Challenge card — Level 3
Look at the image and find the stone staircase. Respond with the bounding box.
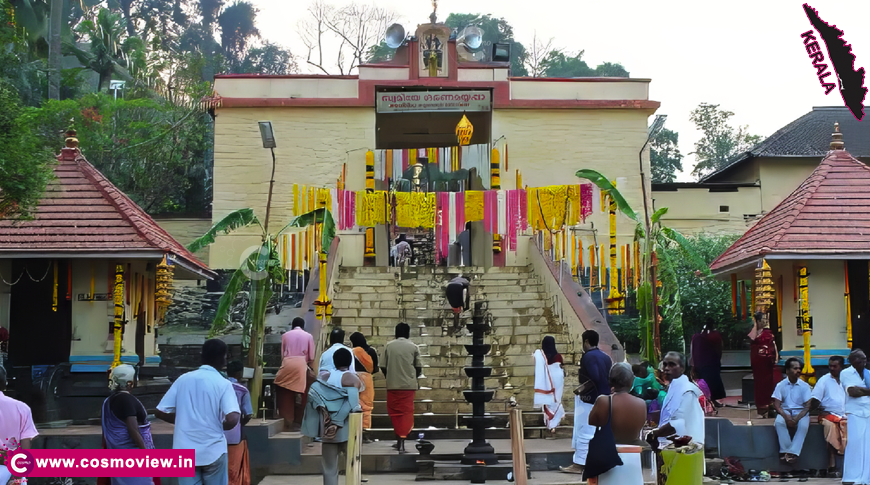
[331,265,584,439]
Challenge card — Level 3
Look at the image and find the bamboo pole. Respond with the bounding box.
[846,262,852,349]
[509,408,528,485]
[346,412,363,485]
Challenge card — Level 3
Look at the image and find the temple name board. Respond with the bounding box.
[376,91,491,113]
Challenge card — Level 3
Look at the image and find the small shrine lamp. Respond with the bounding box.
[258,121,277,233]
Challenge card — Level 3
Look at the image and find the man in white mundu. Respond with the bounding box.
[842,349,870,484]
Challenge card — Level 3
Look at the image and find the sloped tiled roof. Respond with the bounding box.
[0,146,215,279]
[710,148,870,274]
[703,107,870,182]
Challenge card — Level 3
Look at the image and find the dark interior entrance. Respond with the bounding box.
[9,259,72,366]
[849,260,870,352]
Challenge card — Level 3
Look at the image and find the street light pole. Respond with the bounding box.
[258,122,277,235]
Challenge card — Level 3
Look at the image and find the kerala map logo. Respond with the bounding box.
[801,3,867,121]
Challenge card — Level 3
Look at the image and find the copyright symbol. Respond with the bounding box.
[240,245,270,281]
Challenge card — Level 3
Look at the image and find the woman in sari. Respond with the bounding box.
[100,365,157,485]
[350,332,379,442]
[533,336,565,438]
[750,312,779,418]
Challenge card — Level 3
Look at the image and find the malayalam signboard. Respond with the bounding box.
[376,91,491,113]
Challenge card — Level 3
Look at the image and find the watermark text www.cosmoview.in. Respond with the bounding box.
[5,449,195,478]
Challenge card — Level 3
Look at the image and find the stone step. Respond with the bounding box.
[363,426,575,441]
[332,294,397,304]
[368,399,578,415]
[359,334,573,348]
[333,278,396,287]
[332,299,399,309]
[332,309,402,319]
[334,286,398,295]
[365,411,577,429]
[340,267,396,274]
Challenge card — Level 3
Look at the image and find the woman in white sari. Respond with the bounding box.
[534,336,565,437]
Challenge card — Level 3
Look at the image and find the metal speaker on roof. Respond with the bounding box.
[457,25,483,51]
[385,23,406,49]
[492,43,511,63]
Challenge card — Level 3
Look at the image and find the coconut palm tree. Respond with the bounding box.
[63,8,136,90]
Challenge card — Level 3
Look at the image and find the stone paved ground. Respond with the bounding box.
[259,472,844,485]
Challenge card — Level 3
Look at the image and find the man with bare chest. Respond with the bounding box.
[589,362,648,445]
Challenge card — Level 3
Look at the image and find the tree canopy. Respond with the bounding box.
[539,50,629,78]
[444,13,527,76]
[651,128,683,183]
[689,103,763,179]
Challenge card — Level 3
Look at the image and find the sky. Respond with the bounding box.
[248,0,869,181]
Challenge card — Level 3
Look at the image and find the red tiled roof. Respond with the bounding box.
[0,147,215,279]
[710,149,870,274]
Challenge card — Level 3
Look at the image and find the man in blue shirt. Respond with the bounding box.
[561,330,612,475]
[156,339,241,485]
[772,357,812,464]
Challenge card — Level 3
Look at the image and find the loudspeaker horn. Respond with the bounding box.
[385,23,406,49]
[457,25,483,50]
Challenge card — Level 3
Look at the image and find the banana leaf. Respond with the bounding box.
[575,169,638,222]
[208,264,248,338]
[187,208,261,254]
[651,207,668,225]
[278,208,336,253]
[660,227,711,276]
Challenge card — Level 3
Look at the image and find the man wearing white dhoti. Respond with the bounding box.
[533,337,565,437]
[646,352,706,485]
[647,351,705,448]
[842,349,870,484]
[561,330,611,475]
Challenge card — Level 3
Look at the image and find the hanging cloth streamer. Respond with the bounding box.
[497,190,507,237]
[454,192,459,248]
[466,191,484,222]
[437,192,449,262]
[356,191,388,227]
[395,192,436,228]
[454,192,466,243]
[580,184,593,222]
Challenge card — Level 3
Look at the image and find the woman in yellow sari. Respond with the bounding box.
[350,332,379,442]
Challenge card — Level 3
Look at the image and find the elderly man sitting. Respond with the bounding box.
[772,357,812,464]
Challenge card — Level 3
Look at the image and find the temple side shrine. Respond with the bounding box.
[711,125,870,376]
[0,131,215,421]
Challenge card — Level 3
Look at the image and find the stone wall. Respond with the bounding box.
[162,285,213,328]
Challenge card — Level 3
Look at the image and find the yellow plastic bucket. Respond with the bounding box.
[661,447,704,485]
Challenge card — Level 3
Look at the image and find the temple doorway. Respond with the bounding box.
[848,260,870,352]
[8,259,72,366]
[373,88,493,267]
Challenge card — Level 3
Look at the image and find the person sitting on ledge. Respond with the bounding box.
[772,357,812,464]
[810,355,847,478]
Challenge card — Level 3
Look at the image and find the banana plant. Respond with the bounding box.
[576,169,708,364]
[187,206,335,405]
